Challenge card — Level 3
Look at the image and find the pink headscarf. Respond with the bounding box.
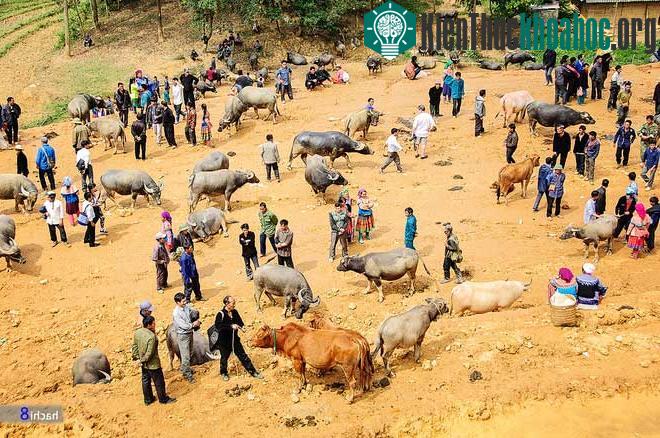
[161,211,172,222]
[357,188,367,198]
[558,267,573,282]
[635,203,646,219]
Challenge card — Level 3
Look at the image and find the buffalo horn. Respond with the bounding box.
[20,186,30,197]
[98,370,112,383]
[246,171,255,179]
[206,351,221,360]
[328,173,339,181]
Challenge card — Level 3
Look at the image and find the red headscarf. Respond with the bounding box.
[558,267,573,282]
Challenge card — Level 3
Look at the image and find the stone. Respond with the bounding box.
[290,393,300,403]
[434,160,452,166]
[348,303,357,310]
[495,342,505,351]
[422,360,432,370]
[50,308,59,314]
[615,335,623,343]
[640,360,650,368]
[448,185,463,191]
[246,393,256,401]
[40,279,48,285]
[453,174,464,179]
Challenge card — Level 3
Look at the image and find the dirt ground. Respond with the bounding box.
[1,6,660,437]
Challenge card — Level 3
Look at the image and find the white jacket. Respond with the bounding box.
[171,84,184,105]
[412,112,435,138]
[44,199,64,225]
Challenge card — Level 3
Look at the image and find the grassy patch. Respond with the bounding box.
[0,16,61,57]
[22,100,69,128]
[0,6,60,40]
[528,47,653,66]
[0,2,53,21]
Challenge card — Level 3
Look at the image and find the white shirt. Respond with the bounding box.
[44,199,64,225]
[171,83,184,105]
[76,147,90,167]
[611,71,622,86]
[412,112,435,138]
[82,200,95,221]
[385,134,402,153]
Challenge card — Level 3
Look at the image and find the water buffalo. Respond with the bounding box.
[450,281,531,315]
[195,80,217,97]
[335,41,346,58]
[287,51,308,65]
[524,62,544,70]
[0,174,38,212]
[367,55,383,75]
[304,155,348,201]
[526,101,596,135]
[418,58,436,70]
[253,264,320,318]
[88,117,126,153]
[344,109,382,139]
[237,87,280,122]
[192,151,230,174]
[288,131,372,170]
[313,53,335,68]
[187,207,229,240]
[226,57,237,73]
[67,94,105,124]
[495,90,534,127]
[165,324,220,369]
[559,214,618,262]
[504,51,536,69]
[336,248,431,302]
[371,297,449,376]
[0,215,25,270]
[72,348,112,386]
[491,155,540,204]
[218,95,248,132]
[188,169,260,212]
[257,67,268,81]
[249,52,259,71]
[479,60,503,70]
[100,169,163,209]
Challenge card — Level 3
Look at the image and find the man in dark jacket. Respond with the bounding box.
[239,223,259,280]
[114,82,131,128]
[131,113,147,160]
[613,189,637,238]
[504,123,518,164]
[590,57,604,100]
[174,224,194,252]
[533,157,553,212]
[132,315,176,405]
[647,196,660,251]
[595,178,608,215]
[179,246,203,302]
[2,97,21,145]
[573,125,588,176]
[542,48,557,85]
[162,102,177,148]
[305,66,319,90]
[613,119,636,168]
[428,81,442,117]
[15,144,28,177]
[552,124,571,168]
[654,82,660,115]
[554,57,568,105]
[214,295,262,381]
[179,69,198,107]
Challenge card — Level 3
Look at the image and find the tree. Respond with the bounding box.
[63,0,71,56]
[181,0,218,50]
[90,0,100,29]
[157,0,165,42]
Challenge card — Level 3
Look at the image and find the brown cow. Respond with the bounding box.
[491,155,540,205]
[251,323,373,403]
[494,91,534,128]
[308,314,371,355]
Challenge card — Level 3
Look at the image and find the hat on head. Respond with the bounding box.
[155,232,166,240]
[63,176,72,187]
[72,117,82,124]
[41,136,49,143]
[553,163,563,170]
[139,300,154,312]
[179,223,190,232]
[582,263,595,274]
[14,144,23,150]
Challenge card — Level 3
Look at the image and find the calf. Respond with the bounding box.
[491,155,540,205]
[450,280,531,316]
[559,214,618,262]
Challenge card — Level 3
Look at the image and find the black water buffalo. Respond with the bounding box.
[526,101,596,135]
[0,215,25,270]
[217,96,248,132]
[304,155,348,201]
[524,62,544,70]
[504,51,536,70]
[165,324,220,369]
[479,60,503,70]
[287,131,373,170]
[287,51,308,65]
[313,53,335,68]
[367,55,383,75]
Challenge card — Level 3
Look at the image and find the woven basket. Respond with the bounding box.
[550,303,577,327]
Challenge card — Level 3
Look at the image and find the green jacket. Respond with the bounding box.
[131,327,161,370]
[259,210,278,236]
[639,123,658,146]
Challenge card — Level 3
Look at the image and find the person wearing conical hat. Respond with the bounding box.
[15,144,28,177]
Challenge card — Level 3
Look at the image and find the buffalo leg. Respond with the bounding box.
[382,350,394,376]
[253,107,259,119]
[254,289,263,312]
[363,279,373,295]
[593,241,600,263]
[264,292,277,305]
[130,193,139,209]
[105,192,119,209]
[14,197,20,213]
[343,153,353,169]
[606,237,613,255]
[374,279,384,302]
[224,191,232,212]
[189,193,199,213]
[407,271,416,296]
[283,295,291,318]
[5,257,12,272]
[413,337,424,362]
[583,242,590,259]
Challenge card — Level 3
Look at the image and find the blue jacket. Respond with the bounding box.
[450,78,464,99]
[179,252,198,284]
[614,126,636,149]
[35,144,56,171]
[405,215,417,241]
[585,139,600,159]
[537,164,552,191]
[546,172,566,198]
[576,274,607,307]
[140,90,152,108]
[642,147,659,169]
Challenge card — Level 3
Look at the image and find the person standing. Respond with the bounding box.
[546,164,566,219]
[595,178,609,215]
[132,315,176,405]
[542,48,557,86]
[533,157,553,212]
[60,176,79,226]
[80,191,98,247]
[115,82,131,128]
[504,123,518,164]
[160,211,174,252]
[71,118,90,152]
[607,65,623,111]
[584,190,600,224]
[641,142,659,191]
[439,223,463,284]
[162,101,176,148]
[450,72,465,117]
[328,202,349,262]
[614,119,636,168]
[573,124,588,177]
[15,144,28,177]
[646,196,660,251]
[275,219,294,268]
[2,97,21,145]
[639,115,658,160]
[259,134,280,182]
[43,191,69,247]
[275,60,293,102]
[171,77,185,123]
[554,57,568,105]
[411,104,436,159]
[627,203,651,259]
[184,104,197,147]
[35,137,56,190]
[76,140,93,191]
[129,78,140,112]
[584,130,601,183]
[152,232,169,294]
[613,188,637,238]
[163,76,171,104]
[179,246,203,302]
[428,81,442,117]
[589,56,603,100]
[474,89,486,137]
[380,128,403,173]
[615,81,632,127]
[131,113,147,160]
[214,296,263,381]
[179,69,198,107]
[441,63,454,102]
[172,293,200,383]
[200,103,211,145]
[404,207,417,250]
[239,223,259,280]
[89,184,107,234]
[356,188,375,244]
[654,81,660,115]
[152,101,164,145]
[258,202,278,257]
[552,124,571,168]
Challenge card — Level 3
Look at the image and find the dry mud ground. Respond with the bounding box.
[0,44,659,437]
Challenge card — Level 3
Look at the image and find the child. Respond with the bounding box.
[163,75,171,104]
[577,86,585,105]
[356,188,375,244]
[60,176,80,226]
[160,211,174,252]
[185,104,197,147]
[404,207,417,249]
[200,103,212,145]
[627,172,638,200]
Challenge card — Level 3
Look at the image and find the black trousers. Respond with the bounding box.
[48,224,67,242]
[648,223,658,250]
[93,206,105,230]
[219,339,257,376]
[81,164,94,191]
[164,124,176,146]
[452,98,462,116]
[174,104,184,123]
[6,120,18,143]
[555,84,567,104]
[278,83,293,101]
[613,216,632,238]
[546,195,562,217]
[552,151,568,168]
[615,146,630,166]
[443,256,461,280]
[607,84,619,110]
[506,147,517,164]
[84,223,96,246]
[185,126,197,145]
[474,115,484,136]
[134,137,146,160]
[141,367,168,403]
[38,169,55,190]
[575,153,585,175]
[265,163,280,180]
[277,255,294,268]
[119,109,129,127]
[243,255,259,279]
[430,102,440,117]
[591,80,602,99]
[184,275,202,301]
[183,89,195,107]
[259,233,276,256]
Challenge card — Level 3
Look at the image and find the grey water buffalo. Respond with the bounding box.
[418,58,436,70]
[336,248,431,302]
[253,264,320,318]
[495,91,535,127]
[559,214,618,262]
[192,151,230,174]
[187,207,229,240]
[479,60,503,70]
[88,117,126,153]
[195,81,217,97]
[367,55,383,75]
[237,87,280,122]
[100,169,163,209]
[68,94,105,123]
[526,101,595,135]
[344,109,382,139]
[335,41,346,58]
[504,51,536,69]
[524,62,544,70]
[288,131,373,170]
[72,348,112,386]
[304,155,348,200]
[287,51,308,65]
[218,95,248,132]
[371,297,449,376]
[165,324,220,369]
[450,280,531,315]
[249,52,259,71]
[0,174,38,212]
[0,215,25,270]
[313,53,335,68]
[257,67,268,81]
[188,169,260,212]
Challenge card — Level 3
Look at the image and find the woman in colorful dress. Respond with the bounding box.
[60,176,80,226]
[200,103,212,145]
[161,211,174,252]
[441,62,454,103]
[626,203,651,259]
[355,188,374,244]
[547,267,577,303]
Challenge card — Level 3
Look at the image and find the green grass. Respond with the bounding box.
[0,2,54,21]
[0,6,60,40]
[22,100,69,129]
[0,15,61,57]
[528,47,653,66]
